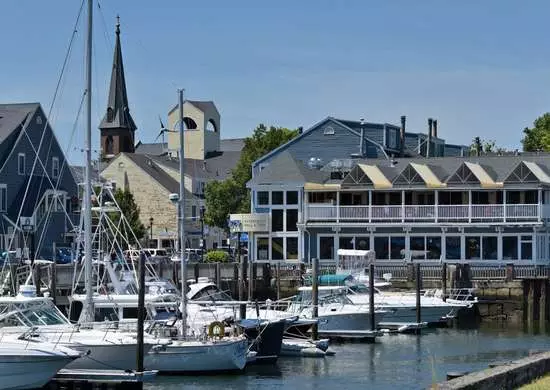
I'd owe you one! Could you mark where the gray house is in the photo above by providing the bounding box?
[247,116,549,265]
[251,116,468,178]
[0,103,79,260]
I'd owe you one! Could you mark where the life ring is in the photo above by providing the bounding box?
[208,321,225,338]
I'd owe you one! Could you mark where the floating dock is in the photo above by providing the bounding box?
[48,369,158,390]
[378,321,428,334]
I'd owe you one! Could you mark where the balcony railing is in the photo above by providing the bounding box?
[306,203,542,224]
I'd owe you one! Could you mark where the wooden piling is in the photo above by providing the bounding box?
[215,262,221,289]
[276,262,281,301]
[50,261,57,305]
[442,262,447,302]
[34,264,42,297]
[416,263,422,330]
[540,280,547,330]
[194,262,200,282]
[136,252,146,374]
[311,257,319,340]
[527,280,535,329]
[247,260,253,301]
[239,255,246,319]
[369,263,375,331]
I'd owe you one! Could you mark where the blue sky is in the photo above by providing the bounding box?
[2,0,550,164]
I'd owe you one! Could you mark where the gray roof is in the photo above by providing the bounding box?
[123,153,180,194]
[220,138,245,152]
[168,100,219,116]
[70,165,102,184]
[147,151,241,181]
[249,152,550,188]
[248,151,330,186]
[134,142,167,156]
[0,103,39,143]
[98,22,137,132]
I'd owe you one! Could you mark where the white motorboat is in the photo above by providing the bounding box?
[287,286,386,338]
[0,339,81,390]
[0,292,153,371]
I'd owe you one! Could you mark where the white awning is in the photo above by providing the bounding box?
[357,164,392,189]
[464,162,503,188]
[409,163,446,188]
[523,161,550,184]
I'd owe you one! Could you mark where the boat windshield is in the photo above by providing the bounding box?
[0,299,70,327]
[191,285,233,302]
[347,283,379,295]
[295,289,352,305]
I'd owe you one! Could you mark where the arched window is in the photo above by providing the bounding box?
[206,119,218,132]
[183,117,198,130]
[105,135,114,155]
[106,107,114,122]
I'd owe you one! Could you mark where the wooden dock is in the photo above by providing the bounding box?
[48,369,158,390]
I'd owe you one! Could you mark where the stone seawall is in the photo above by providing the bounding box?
[434,351,550,389]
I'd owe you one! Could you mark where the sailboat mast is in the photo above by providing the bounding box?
[178,89,187,337]
[83,0,94,322]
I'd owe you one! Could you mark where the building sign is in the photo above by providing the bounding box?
[229,213,270,233]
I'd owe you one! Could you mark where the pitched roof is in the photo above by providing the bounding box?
[220,138,245,152]
[168,100,219,116]
[146,151,241,181]
[248,151,330,186]
[70,165,101,184]
[98,20,136,131]
[134,142,167,156]
[123,153,179,194]
[0,103,39,143]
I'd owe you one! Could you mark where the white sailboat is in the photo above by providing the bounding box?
[0,338,81,390]
[143,89,248,373]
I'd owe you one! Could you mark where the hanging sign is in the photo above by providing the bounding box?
[229,213,270,232]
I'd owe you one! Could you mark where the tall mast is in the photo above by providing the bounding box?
[83,0,94,322]
[178,89,187,338]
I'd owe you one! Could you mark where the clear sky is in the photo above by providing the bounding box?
[2,0,550,164]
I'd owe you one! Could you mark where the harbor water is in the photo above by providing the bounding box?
[144,324,550,390]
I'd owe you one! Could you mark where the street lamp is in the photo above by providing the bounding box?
[200,205,205,262]
[149,217,154,247]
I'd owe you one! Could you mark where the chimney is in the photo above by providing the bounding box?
[427,118,433,157]
[400,115,406,157]
[432,119,438,138]
[359,118,365,157]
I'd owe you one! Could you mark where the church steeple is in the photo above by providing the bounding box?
[99,16,136,158]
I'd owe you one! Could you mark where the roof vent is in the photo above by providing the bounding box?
[308,157,324,169]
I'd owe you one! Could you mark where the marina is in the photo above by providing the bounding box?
[1,1,550,389]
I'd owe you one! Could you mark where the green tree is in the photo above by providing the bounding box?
[522,113,550,152]
[469,137,506,155]
[111,188,146,244]
[204,124,299,231]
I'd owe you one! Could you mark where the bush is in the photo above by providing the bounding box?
[205,250,230,263]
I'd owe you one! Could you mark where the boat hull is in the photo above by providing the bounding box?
[238,319,286,363]
[381,305,455,325]
[316,310,384,338]
[64,342,149,371]
[145,338,248,373]
[0,354,76,390]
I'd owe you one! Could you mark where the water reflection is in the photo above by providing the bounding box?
[146,324,550,390]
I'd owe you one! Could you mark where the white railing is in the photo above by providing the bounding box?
[307,203,540,223]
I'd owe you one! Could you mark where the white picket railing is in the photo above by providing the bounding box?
[306,203,541,223]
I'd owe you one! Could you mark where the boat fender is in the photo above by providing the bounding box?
[208,321,225,338]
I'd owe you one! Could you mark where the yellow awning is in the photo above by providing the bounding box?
[304,182,341,190]
[523,161,550,184]
[409,163,446,188]
[464,162,503,188]
[357,164,393,189]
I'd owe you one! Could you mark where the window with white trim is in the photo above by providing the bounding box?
[52,157,60,179]
[18,153,25,175]
[0,185,6,212]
